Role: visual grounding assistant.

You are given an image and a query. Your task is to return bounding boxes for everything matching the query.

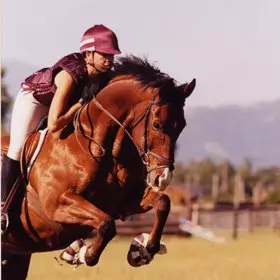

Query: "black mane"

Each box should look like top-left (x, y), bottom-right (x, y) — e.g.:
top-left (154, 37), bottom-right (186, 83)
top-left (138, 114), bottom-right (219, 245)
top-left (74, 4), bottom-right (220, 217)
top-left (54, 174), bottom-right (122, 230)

top-left (83, 55), bottom-right (185, 104)
top-left (113, 55), bottom-right (176, 89)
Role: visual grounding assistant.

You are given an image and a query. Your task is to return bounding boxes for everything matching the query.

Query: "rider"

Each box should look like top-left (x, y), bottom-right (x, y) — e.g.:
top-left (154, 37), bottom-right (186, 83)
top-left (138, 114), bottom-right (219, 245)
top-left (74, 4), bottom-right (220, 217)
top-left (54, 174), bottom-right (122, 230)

top-left (1, 24), bottom-right (121, 234)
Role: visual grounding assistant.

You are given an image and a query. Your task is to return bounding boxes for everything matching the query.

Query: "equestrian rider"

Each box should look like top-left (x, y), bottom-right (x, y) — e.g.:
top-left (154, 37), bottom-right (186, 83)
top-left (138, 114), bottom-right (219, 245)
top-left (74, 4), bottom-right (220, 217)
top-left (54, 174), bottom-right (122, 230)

top-left (1, 24), bottom-right (121, 234)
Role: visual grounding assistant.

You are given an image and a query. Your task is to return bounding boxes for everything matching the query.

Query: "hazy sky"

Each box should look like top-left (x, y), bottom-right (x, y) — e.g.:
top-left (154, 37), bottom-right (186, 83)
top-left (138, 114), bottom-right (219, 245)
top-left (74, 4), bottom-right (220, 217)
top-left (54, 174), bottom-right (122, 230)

top-left (2, 0), bottom-right (280, 107)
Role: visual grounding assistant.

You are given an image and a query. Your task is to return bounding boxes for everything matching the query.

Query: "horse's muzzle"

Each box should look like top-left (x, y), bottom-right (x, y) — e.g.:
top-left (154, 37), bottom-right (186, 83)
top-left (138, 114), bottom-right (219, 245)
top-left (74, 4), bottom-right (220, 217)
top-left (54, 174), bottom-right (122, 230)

top-left (146, 167), bottom-right (172, 191)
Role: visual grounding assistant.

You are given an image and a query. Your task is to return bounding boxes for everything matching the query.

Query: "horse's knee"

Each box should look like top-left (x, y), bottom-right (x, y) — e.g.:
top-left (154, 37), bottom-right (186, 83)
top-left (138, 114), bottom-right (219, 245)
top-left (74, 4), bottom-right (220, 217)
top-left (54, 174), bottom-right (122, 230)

top-left (157, 193), bottom-right (171, 213)
top-left (98, 217), bottom-right (116, 237)
top-left (84, 219), bottom-right (116, 267)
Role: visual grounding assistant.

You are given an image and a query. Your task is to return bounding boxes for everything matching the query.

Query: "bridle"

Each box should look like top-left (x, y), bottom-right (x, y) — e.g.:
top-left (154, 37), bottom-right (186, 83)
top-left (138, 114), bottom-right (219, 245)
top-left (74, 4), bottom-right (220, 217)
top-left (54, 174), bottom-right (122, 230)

top-left (137, 97), bottom-right (175, 172)
top-left (74, 94), bottom-right (174, 173)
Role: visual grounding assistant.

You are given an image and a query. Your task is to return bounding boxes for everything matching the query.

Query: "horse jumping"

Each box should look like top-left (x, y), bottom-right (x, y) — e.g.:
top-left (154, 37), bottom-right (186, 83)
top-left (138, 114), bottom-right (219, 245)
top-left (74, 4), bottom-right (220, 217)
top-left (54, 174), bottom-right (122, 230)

top-left (1, 55), bottom-right (196, 279)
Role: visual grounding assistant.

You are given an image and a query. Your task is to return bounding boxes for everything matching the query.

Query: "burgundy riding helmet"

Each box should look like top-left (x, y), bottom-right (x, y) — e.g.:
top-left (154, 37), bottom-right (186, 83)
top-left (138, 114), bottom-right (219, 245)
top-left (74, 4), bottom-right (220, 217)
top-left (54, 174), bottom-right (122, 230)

top-left (80, 24), bottom-right (121, 55)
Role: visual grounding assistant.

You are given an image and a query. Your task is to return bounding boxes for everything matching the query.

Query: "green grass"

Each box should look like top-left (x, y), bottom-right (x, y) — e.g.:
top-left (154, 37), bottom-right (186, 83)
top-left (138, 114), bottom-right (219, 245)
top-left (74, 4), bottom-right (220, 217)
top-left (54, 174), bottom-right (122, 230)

top-left (27, 231), bottom-right (280, 280)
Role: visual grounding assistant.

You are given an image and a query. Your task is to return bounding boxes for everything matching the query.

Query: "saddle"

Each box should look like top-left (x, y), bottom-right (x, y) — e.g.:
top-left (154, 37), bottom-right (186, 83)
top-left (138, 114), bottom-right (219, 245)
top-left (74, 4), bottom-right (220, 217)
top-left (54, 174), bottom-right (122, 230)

top-left (1, 117), bottom-right (48, 177)
top-left (1, 118), bottom-right (48, 218)
top-left (1, 134), bottom-right (47, 181)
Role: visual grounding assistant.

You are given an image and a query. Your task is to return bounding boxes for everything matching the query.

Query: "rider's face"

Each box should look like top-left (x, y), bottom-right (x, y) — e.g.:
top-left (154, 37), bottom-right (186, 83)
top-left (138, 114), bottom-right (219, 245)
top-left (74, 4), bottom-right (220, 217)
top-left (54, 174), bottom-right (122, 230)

top-left (86, 51), bottom-right (114, 74)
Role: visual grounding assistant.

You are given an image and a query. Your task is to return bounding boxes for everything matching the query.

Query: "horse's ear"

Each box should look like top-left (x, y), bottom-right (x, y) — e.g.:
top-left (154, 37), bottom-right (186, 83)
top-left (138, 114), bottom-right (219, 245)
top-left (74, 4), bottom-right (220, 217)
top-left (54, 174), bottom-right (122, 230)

top-left (178, 78), bottom-right (196, 99)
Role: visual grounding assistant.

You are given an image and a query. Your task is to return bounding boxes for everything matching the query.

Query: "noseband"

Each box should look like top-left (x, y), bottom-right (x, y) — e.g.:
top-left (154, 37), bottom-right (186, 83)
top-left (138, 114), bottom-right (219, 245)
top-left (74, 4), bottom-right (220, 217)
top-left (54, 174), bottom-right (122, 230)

top-left (74, 95), bottom-right (174, 173)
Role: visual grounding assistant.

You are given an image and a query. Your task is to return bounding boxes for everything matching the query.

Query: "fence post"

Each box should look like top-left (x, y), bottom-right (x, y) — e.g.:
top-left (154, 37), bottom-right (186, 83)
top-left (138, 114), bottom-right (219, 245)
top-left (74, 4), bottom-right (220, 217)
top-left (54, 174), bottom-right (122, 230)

top-left (191, 202), bottom-right (200, 225)
top-left (248, 205), bottom-right (254, 233)
top-left (232, 203), bottom-right (239, 240)
top-left (232, 173), bottom-right (244, 240)
top-left (211, 173), bottom-right (219, 203)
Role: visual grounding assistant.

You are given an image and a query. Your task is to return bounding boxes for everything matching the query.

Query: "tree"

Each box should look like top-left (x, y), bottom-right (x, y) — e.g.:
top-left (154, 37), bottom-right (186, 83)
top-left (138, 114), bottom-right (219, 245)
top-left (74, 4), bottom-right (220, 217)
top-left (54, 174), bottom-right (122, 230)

top-left (172, 162), bottom-right (187, 184)
top-left (267, 188), bottom-right (280, 204)
top-left (218, 160), bottom-right (235, 193)
top-left (1, 66), bottom-right (12, 134)
top-left (196, 158), bottom-right (216, 195)
top-left (237, 158), bottom-right (255, 198)
top-left (238, 158), bottom-right (252, 179)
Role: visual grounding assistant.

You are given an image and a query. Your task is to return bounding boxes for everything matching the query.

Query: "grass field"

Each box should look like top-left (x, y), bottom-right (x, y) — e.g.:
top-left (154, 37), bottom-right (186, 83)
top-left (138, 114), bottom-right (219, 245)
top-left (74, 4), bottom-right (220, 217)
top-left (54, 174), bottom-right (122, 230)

top-left (27, 231), bottom-right (280, 280)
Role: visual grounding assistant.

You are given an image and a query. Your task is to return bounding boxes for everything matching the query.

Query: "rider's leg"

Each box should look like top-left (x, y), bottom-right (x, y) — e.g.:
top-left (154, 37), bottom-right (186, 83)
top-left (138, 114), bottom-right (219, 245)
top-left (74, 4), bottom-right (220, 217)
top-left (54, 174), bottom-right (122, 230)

top-left (1, 155), bottom-right (21, 201)
top-left (1, 154), bottom-right (22, 234)
top-left (1, 90), bottom-right (49, 234)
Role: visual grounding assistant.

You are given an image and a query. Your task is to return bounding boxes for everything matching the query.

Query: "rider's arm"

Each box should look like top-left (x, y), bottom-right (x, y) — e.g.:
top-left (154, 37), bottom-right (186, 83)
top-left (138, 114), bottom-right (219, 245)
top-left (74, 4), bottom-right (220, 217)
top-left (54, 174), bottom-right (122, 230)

top-left (48, 70), bottom-right (82, 133)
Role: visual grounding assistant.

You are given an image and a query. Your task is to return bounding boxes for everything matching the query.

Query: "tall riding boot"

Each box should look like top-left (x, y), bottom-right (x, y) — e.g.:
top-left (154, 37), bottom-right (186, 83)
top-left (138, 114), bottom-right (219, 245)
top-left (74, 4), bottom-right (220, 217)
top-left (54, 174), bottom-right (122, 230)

top-left (1, 154), bottom-right (21, 235)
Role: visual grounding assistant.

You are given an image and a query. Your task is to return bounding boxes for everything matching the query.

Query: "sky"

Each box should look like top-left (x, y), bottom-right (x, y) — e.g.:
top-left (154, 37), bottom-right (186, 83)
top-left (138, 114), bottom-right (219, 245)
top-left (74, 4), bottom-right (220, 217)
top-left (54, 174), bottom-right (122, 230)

top-left (2, 0), bottom-right (280, 107)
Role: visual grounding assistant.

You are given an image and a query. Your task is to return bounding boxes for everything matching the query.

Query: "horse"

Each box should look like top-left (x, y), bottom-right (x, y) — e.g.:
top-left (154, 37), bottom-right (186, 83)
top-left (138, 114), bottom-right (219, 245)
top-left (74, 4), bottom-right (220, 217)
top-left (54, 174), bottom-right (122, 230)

top-left (1, 55), bottom-right (196, 279)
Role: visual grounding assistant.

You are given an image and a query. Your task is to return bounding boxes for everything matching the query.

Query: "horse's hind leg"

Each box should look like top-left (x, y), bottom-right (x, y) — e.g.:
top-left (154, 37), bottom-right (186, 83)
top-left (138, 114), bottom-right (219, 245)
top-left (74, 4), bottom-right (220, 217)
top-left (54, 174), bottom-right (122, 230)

top-left (47, 191), bottom-right (116, 266)
top-left (1, 253), bottom-right (31, 280)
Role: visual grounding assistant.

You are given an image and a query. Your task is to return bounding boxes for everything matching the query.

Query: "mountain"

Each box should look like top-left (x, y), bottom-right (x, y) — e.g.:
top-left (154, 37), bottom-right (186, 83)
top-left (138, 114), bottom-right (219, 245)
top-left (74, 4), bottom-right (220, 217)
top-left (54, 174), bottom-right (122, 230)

top-left (2, 59), bottom-right (280, 168)
top-left (177, 100), bottom-right (280, 167)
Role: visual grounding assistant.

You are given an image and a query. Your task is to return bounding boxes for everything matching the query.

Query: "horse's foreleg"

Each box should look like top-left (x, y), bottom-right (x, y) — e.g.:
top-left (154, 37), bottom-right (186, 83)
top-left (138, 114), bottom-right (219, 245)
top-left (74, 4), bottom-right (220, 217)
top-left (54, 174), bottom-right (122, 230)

top-left (84, 219), bottom-right (116, 266)
top-left (47, 191), bottom-right (116, 266)
top-left (121, 188), bottom-right (171, 255)
top-left (61, 220), bottom-right (116, 267)
top-left (145, 192), bottom-right (170, 255)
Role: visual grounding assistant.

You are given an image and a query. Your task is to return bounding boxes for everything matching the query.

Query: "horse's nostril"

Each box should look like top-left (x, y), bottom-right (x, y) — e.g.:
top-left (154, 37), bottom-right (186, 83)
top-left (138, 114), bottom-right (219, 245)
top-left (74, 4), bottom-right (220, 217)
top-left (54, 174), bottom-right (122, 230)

top-left (155, 175), bottom-right (160, 187)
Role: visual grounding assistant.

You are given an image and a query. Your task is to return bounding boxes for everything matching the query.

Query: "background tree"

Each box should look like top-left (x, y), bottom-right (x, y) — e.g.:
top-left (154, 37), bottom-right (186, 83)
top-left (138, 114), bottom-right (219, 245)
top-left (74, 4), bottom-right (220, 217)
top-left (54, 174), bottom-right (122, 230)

top-left (237, 158), bottom-right (255, 199)
top-left (218, 160), bottom-right (235, 194)
top-left (1, 66), bottom-right (12, 135)
top-left (172, 162), bottom-right (187, 184)
top-left (195, 158), bottom-right (216, 196)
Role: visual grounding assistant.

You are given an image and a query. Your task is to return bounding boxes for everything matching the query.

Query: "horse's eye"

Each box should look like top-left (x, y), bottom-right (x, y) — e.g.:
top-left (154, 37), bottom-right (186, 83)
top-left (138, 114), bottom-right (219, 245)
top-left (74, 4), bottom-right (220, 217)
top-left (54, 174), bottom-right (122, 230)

top-left (153, 122), bottom-right (161, 130)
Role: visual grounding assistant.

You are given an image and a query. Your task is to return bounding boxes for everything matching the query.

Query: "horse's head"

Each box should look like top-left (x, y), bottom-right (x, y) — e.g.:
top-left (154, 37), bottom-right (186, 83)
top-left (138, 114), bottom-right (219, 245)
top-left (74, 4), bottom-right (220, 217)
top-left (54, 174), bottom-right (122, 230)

top-left (112, 56), bottom-right (196, 192)
top-left (134, 79), bottom-right (195, 191)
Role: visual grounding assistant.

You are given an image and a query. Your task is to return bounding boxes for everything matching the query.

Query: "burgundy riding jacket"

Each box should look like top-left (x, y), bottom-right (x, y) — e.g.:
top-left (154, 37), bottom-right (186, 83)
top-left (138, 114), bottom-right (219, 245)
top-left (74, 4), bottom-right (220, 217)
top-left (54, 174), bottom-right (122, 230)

top-left (22, 53), bottom-right (88, 106)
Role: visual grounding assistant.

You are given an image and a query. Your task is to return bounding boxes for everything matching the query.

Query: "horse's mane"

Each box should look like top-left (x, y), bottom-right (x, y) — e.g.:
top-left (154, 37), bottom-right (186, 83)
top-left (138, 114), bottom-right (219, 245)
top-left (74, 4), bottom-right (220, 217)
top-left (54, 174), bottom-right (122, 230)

top-left (113, 56), bottom-right (175, 89)
top-left (83, 55), bottom-right (185, 105)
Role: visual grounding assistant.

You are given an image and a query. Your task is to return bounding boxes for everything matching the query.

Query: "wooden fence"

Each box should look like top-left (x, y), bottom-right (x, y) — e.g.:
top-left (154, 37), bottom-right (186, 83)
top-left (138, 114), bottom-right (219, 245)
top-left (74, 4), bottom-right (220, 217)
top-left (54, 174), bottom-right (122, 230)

top-left (115, 205), bottom-right (280, 236)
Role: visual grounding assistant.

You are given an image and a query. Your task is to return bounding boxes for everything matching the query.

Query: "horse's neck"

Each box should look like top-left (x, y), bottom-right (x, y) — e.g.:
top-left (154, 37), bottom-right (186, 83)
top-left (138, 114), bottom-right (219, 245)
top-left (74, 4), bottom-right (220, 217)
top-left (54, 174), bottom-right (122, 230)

top-left (80, 79), bottom-right (153, 160)
top-left (82, 80), bottom-right (144, 141)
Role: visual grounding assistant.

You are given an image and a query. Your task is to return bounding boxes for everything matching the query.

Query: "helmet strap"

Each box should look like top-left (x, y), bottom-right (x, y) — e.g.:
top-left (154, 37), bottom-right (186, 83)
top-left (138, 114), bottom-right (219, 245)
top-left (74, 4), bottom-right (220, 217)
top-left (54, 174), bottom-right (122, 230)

top-left (86, 52), bottom-right (105, 74)
top-left (85, 52), bottom-right (98, 74)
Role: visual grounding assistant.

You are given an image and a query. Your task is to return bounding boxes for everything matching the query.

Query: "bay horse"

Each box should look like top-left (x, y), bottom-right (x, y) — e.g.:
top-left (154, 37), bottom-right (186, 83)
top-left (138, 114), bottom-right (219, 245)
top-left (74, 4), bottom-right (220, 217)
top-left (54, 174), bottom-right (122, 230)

top-left (1, 55), bottom-right (196, 279)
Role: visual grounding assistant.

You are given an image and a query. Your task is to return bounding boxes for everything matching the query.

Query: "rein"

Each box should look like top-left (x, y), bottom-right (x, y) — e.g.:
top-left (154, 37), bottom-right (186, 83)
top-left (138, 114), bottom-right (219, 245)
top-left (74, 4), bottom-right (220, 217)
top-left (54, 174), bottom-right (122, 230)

top-left (73, 104), bottom-right (106, 158)
top-left (73, 94), bottom-right (174, 172)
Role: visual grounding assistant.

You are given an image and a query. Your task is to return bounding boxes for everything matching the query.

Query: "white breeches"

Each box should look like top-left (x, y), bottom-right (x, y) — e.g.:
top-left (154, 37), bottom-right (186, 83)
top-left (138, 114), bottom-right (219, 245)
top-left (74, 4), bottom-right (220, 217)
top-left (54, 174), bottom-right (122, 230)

top-left (7, 90), bottom-right (49, 161)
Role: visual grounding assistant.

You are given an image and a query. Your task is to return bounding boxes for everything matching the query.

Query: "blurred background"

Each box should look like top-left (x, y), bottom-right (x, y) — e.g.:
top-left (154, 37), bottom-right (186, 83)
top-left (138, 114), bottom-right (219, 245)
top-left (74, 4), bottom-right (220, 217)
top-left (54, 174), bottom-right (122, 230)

top-left (1, 1), bottom-right (280, 279)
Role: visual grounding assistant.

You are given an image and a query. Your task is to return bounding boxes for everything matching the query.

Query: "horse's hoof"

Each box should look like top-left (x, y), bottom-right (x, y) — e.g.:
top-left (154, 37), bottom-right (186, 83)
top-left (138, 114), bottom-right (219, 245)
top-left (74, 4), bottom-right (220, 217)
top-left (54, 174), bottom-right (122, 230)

top-left (127, 233), bottom-right (167, 267)
top-left (127, 233), bottom-right (154, 267)
top-left (59, 239), bottom-right (85, 265)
